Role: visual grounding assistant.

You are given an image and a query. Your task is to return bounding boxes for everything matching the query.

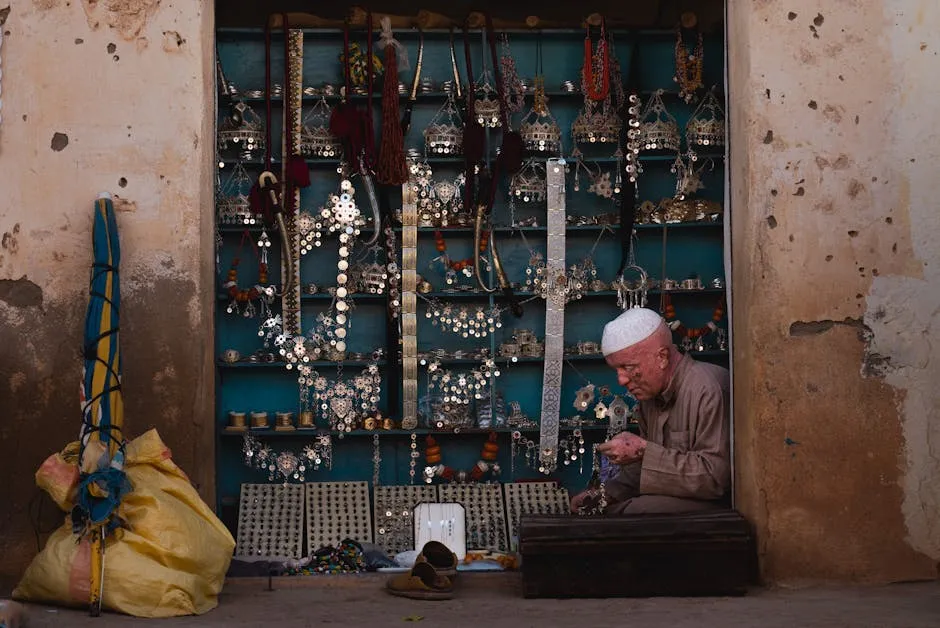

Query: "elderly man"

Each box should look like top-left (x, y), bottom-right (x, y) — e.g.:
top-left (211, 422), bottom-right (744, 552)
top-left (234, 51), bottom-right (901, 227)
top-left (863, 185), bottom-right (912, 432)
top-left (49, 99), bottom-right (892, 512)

top-left (570, 307), bottom-right (731, 515)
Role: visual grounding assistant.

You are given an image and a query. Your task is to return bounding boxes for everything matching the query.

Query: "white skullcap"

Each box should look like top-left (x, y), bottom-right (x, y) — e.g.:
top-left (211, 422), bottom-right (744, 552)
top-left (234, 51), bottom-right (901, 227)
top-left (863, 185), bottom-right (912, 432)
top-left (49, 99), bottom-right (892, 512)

top-left (601, 307), bottom-right (665, 356)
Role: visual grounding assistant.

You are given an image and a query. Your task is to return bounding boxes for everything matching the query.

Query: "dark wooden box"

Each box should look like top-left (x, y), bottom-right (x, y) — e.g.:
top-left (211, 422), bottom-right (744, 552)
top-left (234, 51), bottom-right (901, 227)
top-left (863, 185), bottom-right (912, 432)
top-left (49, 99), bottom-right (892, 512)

top-left (519, 510), bottom-right (756, 598)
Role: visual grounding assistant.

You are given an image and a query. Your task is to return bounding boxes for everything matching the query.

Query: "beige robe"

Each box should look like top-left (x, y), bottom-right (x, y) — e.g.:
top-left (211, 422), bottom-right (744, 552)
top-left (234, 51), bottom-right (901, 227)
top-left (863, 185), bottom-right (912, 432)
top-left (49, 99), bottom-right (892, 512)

top-left (605, 353), bottom-right (731, 514)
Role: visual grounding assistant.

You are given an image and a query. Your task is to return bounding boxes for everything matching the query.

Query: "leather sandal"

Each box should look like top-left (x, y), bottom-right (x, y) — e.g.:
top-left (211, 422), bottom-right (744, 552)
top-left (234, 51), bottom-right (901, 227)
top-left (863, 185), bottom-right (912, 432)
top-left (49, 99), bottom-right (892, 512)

top-left (415, 540), bottom-right (459, 578)
top-left (385, 561), bottom-right (454, 600)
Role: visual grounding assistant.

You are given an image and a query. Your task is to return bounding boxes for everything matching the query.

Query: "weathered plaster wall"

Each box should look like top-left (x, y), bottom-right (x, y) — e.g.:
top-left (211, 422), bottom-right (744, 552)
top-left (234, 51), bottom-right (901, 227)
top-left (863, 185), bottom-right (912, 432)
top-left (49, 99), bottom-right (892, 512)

top-left (728, 0), bottom-right (939, 582)
top-left (0, 1), bottom-right (215, 588)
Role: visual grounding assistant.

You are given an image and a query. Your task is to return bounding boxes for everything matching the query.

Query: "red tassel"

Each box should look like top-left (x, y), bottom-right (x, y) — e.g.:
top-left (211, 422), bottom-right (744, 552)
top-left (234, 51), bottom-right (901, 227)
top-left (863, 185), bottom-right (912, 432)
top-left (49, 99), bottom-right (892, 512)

top-left (498, 131), bottom-right (525, 175)
top-left (463, 120), bottom-right (485, 164)
top-left (330, 102), bottom-right (355, 138)
top-left (330, 103), bottom-right (368, 171)
top-left (376, 44), bottom-right (408, 185)
top-left (286, 155), bottom-right (310, 188)
top-left (248, 182), bottom-right (266, 215)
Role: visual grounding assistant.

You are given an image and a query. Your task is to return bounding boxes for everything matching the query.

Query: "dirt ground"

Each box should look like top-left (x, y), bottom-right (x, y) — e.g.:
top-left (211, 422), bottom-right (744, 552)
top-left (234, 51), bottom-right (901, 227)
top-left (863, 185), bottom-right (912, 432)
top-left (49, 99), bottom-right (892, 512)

top-left (8, 574), bottom-right (940, 628)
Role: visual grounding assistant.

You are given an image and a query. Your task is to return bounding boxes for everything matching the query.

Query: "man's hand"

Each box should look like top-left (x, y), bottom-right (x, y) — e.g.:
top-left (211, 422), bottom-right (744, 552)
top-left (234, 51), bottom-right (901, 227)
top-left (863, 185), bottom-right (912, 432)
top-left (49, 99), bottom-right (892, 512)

top-left (569, 490), bottom-right (589, 513)
top-left (596, 432), bottom-right (647, 466)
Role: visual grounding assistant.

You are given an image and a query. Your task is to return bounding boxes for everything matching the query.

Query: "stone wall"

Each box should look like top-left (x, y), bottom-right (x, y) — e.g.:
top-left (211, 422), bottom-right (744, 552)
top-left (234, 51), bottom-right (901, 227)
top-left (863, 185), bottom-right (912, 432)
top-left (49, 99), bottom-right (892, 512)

top-left (0, 1), bottom-right (215, 588)
top-left (728, 0), bottom-right (939, 582)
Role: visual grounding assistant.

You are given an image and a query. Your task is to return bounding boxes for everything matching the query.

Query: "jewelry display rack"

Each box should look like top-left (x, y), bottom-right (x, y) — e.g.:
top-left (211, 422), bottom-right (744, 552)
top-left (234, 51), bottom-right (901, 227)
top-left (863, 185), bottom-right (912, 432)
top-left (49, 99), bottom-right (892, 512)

top-left (373, 484), bottom-right (440, 556)
top-left (503, 481), bottom-right (570, 550)
top-left (438, 483), bottom-right (509, 552)
top-left (305, 481), bottom-right (374, 550)
top-left (215, 19), bottom-right (727, 542)
top-left (235, 483), bottom-right (306, 559)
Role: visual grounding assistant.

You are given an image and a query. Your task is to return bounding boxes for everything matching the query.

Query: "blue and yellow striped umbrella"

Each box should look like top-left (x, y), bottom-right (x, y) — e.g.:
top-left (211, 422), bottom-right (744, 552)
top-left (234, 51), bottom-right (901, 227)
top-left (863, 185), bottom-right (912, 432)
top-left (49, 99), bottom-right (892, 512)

top-left (76, 193), bottom-right (130, 615)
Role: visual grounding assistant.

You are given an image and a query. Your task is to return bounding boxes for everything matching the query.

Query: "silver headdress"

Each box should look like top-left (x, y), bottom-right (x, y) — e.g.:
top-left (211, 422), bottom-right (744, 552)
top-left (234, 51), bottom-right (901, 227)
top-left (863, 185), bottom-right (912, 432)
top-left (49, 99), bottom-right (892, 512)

top-left (637, 89), bottom-right (680, 152)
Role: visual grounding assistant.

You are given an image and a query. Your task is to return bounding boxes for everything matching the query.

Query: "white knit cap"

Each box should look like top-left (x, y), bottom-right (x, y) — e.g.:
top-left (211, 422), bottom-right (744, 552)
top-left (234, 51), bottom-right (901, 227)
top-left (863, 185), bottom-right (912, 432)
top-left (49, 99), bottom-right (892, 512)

top-left (601, 307), bottom-right (665, 356)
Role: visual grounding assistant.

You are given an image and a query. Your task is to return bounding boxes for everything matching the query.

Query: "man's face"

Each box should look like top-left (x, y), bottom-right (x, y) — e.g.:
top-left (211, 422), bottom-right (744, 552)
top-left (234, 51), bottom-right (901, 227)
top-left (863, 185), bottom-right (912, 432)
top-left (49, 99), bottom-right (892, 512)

top-left (605, 342), bottom-right (669, 401)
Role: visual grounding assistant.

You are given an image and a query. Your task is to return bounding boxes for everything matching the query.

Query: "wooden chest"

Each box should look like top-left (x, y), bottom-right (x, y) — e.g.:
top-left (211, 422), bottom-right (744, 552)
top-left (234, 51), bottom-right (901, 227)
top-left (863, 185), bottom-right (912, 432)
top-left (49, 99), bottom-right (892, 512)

top-left (519, 510), bottom-right (756, 598)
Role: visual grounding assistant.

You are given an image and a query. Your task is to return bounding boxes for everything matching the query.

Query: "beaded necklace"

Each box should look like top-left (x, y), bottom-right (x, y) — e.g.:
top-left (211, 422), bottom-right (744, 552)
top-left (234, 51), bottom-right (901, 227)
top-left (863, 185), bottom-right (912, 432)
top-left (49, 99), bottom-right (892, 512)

top-left (423, 432), bottom-right (500, 483)
top-left (223, 230), bottom-right (273, 316)
top-left (673, 26), bottom-right (704, 104)
top-left (434, 229), bottom-right (489, 282)
top-left (662, 293), bottom-right (725, 339)
top-left (582, 20), bottom-right (610, 101)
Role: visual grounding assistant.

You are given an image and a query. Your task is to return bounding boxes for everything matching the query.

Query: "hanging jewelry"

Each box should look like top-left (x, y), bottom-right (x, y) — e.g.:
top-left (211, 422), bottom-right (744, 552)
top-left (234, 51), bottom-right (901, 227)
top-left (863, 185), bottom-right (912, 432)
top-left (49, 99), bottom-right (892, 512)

top-left (409, 433), bottom-right (419, 484)
top-left (317, 177), bottom-right (364, 351)
top-left (520, 222), bottom-right (608, 305)
top-left (296, 210), bottom-right (318, 256)
top-left (685, 88), bottom-right (725, 159)
top-left (241, 432), bottom-right (331, 483)
top-left (671, 153), bottom-right (708, 200)
top-left (613, 264), bottom-right (650, 310)
top-left (424, 93), bottom-right (464, 156)
top-left (498, 33), bottom-right (525, 114)
top-left (637, 89), bottom-right (681, 152)
top-left (432, 229), bottom-right (488, 288)
top-left (312, 360), bottom-right (383, 432)
top-left (509, 158), bottom-right (547, 203)
top-left (612, 146), bottom-right (624, 196)
top-left (426, 358), bottom-right (501, 416)
top-left (571, 23), bottom-right (621, 147)
top-left (576, 446), bottom-right (608, 516)
top-left (372, 433), bottom-right (382, 487)
top-left (222, 231), bottom-right (275, 318)
top-left (673, 25), bottom-right (704, 104)
top-left (573, 384), bottom-right (596, 412)
top-left (473, 62), bottom-right (502, 128)
top-left (217, 96), bottom-right (265, 162)
top-left (520, 78), bottom-right (562, 155)
top-left (582, 21), bottom-right (610, 101)
top-left (624, 93), bottom-right (643, 185)
top-left (559, 429), bottom-right (586, 469)
top-left (424, 298), bottom-right (503, 339)
top-left (411, 157), bottom-right (467, 228)
top-left (587, 170), bottom-right (614, 200)
top-left (571, 105), bottom-right (620, 146)
top-left (423, 433), bottom-right (501, 484)
top-left (217, 162), bottom-right (259, 226)
top-left (383, 224), bottom-right (402, 320)
top-left (375, 17), bottom-right (410, 186)
top-left (300, 96), bottom-right (343, 158)
top-left (257, 228), bottom-right (272, 264)
top-left (663, 293), bottom-right (726, 343)
top-left (607, 395), bottom-right (633, 436)
top-left (520, 36), bottom-right (561, 154)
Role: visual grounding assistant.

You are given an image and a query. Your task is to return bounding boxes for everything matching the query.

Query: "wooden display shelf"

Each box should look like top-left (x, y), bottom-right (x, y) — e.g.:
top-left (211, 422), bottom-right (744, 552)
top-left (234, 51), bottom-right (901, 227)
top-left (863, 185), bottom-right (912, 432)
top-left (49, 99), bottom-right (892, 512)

top-left (216, 27), bottom-right (715, 38)
top-left (215, 292), bottom-right (387, 303)
top-left (218, 359), bottom-right (387, 369)
top-left (217, 153), bottom-right (723, 168)
top-left (217, 221), bottom-right (724, 234)
top-left (225, 89), bottom-right (722, 104)
top-left (218, 156), bottom-right (464, 167)
top-left (216, 351), bottom-right (726, 371)
top-left (219, 424), bottom-right (633, 437)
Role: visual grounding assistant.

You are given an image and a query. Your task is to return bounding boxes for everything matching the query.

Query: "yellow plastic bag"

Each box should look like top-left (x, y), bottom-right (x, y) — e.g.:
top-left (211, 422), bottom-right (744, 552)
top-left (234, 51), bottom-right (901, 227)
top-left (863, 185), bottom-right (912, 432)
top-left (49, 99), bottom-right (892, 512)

top-left (13, 429), bottom-right (235, 618)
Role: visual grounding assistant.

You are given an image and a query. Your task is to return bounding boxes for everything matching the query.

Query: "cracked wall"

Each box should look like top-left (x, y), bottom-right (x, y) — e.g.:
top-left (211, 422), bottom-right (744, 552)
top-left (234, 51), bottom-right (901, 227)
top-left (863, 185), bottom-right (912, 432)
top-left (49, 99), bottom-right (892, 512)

top-left (729, 0), bottom-right (939, 582)
top-left (0, 1), bottom-right (215, 587)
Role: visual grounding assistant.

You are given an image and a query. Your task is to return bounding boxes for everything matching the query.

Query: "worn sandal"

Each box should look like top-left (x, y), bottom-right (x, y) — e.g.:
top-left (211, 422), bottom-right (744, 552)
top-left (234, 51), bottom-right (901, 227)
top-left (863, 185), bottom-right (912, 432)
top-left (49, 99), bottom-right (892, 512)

top-left (385, 561), bottom-right (454, 600)
top-left (415, 540), bottom-right (459, 578)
